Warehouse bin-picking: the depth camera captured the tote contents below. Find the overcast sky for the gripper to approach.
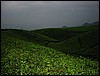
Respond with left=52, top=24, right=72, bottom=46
left=1, top=1, right=99, bottom=30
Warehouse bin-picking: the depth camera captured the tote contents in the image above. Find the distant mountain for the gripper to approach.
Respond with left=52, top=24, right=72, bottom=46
left=82, top=21, right=99, bottom=26
left=91, top=21, right=99, bottom=25
left=61, top=26, right=68, bottom=28
left=82, top=23, right=90, bottom=26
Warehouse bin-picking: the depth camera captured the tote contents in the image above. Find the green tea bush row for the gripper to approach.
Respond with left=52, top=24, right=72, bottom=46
left=1, top=36, right=99, bottom=75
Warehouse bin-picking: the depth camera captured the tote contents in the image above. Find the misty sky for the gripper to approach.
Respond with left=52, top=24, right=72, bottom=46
left=1, top=1, right=99, bottom=30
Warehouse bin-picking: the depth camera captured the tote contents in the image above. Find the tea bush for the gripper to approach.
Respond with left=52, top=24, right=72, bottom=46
left=1, top=36, right=99, bottom=75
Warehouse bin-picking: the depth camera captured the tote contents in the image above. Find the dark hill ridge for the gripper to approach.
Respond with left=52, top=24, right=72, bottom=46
left=48, top=29, right=99, bottom=57
left=1, top=29, right=57, bottom=45
left=32, top=28, right=84, bottom=41
left=82, top=21, right=99, bottom=26
left=61, top=26, right=68, bottom=28
left=32, top=25, right=98, bottom=41
left=32, top=28, right=81, bottom=41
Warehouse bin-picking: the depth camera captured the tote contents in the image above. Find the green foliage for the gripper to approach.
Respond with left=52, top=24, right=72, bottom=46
left=32, top=25, right=98, bottom=41
left=32, top=28, right=83, bottom=41
left=1, top=35, right=99, bottom=75
left=1, top=29, right=57, bottom=45
left=48, top=29, right=99, bottom=59
left=1, top=25, right=99, bottom=75
left=65, top=25, right=98, bottom=31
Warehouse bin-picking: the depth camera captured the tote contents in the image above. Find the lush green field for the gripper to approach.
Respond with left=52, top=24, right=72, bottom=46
left=1, top=35, right=99, bottom=75
left=1, top=25, right=99, bottom=75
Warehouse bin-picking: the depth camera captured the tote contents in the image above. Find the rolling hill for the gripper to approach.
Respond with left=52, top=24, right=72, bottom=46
left=1, top=32, right=99, bottom=75
left=82, top=21, right=99, bottom=26
left=1, top=29, right=57, bottom=45
left=32, top=25, right=98, bottom=41
left=48, top=29, right=99, bottom=59
left=1, top=25, right=99, bottom=75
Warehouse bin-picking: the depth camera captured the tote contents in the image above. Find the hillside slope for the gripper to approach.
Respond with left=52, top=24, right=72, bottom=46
left=82, top=21, right=99, bottom=26
left=1, top=34, right=99, bottom=75
left=48, top=29, right=99, bottom=60
left=1, top=29, right=57, bottom=45
left=32, top=26, right=98, bottom=41
left=32, top=28, right=84, bottom=41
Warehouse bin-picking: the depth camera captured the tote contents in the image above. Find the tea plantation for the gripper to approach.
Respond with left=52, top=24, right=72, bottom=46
left=1, top=25, right=99, bottom=75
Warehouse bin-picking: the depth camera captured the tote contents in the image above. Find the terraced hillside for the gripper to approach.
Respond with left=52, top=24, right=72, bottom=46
left=1, top=25, right=99, bottom=75
left=1, top=33, right=99, bottom=75
left=1, top=29, right=57, bottom=45
left=48, top=29, right=99, bottom=59
left=32, top=25, right=99, bottom=59
left=32, top=25, right=98, bottom=41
